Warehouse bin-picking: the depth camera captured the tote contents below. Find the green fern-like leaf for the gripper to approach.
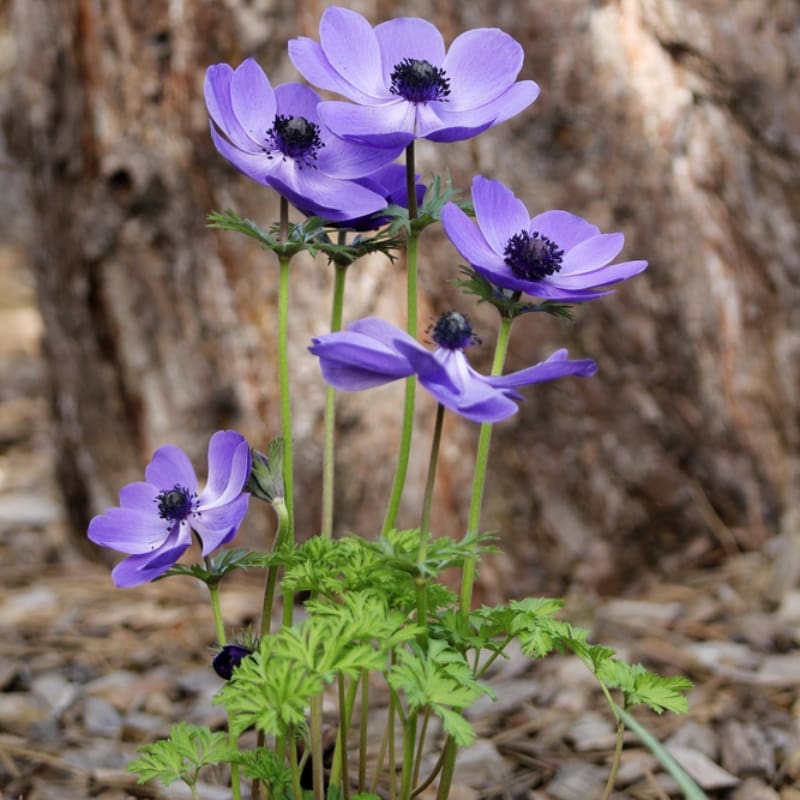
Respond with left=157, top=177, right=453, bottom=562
left=128, top=723, right=232, bottom=787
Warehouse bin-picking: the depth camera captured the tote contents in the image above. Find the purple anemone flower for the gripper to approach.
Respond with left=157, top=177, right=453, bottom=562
left=204, top=58, right=395, bottom=221
left=88, top=431, right=251, bottom=588
left=309, top=314, right=596, bottom=423
left=442, top=176, right=648, bottom=302
left=340, top=163, right=426, bottom=231
left=288, top=7, right=540, bottom=154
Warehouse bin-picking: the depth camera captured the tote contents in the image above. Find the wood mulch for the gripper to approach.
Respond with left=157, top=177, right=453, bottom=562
left=2, top=247, right=800, bottom=800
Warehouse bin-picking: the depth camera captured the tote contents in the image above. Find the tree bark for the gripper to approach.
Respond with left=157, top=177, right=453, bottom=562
left=5, top=0, right=799, bottom=596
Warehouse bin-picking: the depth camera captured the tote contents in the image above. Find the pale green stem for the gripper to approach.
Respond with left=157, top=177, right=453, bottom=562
left=277, top=253, right=295, bottom=542
left=322, top=260, right=349, bottom=538
left=381, top=142, right=420, bottom=536
left=359, top=670, right=369, bottom=791
left=253, top=498, right=288, bottom=800
left=458, top=316, right=515, bottom=627
left=398, top=710, right=418, bottom=800
left=207, top=581, right=227, bottom=646
left=288, top=724, right=303, bottom=800
left=329, top=672, right=358, bottom=799
left=310, top=693, right=324, bottom=800
left=600, top=719, right=626, bottom=800
left=411, top=708, right=431, bottom=787
left=415, top=403, right=445, bottom=648
left=282, top=589, right=293, bottom=629
left=205, top=569, right=242, bottom=800
left=435, top=737, right=457, bottom=800
left=259, top=498, right=290, bottom=637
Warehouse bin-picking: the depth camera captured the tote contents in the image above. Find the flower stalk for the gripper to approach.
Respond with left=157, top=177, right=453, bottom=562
left=382, top=142, right=420, bottom=536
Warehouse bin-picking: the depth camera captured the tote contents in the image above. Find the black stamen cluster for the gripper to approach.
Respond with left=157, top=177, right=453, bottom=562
left=503, top=231, right=564, bottom=282
left=264, top=114, right=324, bottom=167
left=429, top=311, right=480, bottom=351
left=156, top=484, right=195, bottom=521
left=390, top=58, right=451, bottom=104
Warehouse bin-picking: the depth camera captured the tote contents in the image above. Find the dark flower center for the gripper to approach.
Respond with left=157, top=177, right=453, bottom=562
left=156, top=484, right=196, bottom=522
left=430, top=311, right=479, bottom=351
left=264, top=114, right=324, bottom=167
left=503, top=231, right=564, bottom=282
left=389, top=58, right=451, bottom=104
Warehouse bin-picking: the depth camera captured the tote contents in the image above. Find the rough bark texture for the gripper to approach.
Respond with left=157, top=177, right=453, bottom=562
left=5, top=0, right=799, bottom=597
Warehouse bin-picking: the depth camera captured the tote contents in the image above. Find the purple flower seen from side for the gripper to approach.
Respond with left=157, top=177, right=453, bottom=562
left=309, top=314, right=596, bottom=423
left=288, top=7, right=540, bottom=154
left=204, top=58, right=395, bottom=221
left=442, top=176, right=648, bottom=302
left=340, top=163, right=426, bottom=231
left=88, top=431, right=251, bottom=588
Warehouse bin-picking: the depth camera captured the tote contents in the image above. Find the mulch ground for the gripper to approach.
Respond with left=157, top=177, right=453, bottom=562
left=2, top=245, right=799, bottom=800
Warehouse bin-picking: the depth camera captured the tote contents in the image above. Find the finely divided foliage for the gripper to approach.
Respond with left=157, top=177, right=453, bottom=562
left=89, top=6, right=696, bottom=800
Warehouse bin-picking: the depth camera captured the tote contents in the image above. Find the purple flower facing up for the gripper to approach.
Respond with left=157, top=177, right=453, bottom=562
left=88, top=431, right=251, bottom=588
left=309, top=314, right=597, bottom=423
left=442, top=176, right=648, bottom=302
left=205, top=58, right=396, bottom=221
left=288, top=7, right=540, bottom=154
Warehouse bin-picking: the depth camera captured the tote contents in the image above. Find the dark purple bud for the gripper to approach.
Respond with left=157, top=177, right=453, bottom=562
left=212, top=644, right=253, bottom=680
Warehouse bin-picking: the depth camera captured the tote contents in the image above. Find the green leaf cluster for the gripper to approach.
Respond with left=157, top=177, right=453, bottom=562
left=388, top=640, right=490, bottom=746
left=128, top=723, right=232, bottom=788
left=207, top=209, right=404, bottom=265
left=455, top=265, right=575, bottom=321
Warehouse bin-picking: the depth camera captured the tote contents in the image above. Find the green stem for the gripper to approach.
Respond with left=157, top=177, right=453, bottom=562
left=310, top=694, right=324, bottom=800
left=458, top=315, right=515, bottom=627
left=415, top=403, right=445, bottom=648
left=207, top=581, right=226, bottom=646
left=359, top=669, right=369, bottom=791
left=259, top=498, right=290, bottom=637
left=435, top=737, right=457, bottom=800
left=282, top=589, right=293, bottom=629
left=411, top=708, right=430, bottom=788
left=322, top=261, right=349, bottom=539
left=277, top=253, right=295, bottom=542
left=288, top=725, right=303, bottom=800
left=398, top=710, right=418, bottom=800
left=330, top=672, right=359, bottom=799
left=600, top=719, right=626, bottom=800
left=381, top=142, right=420, bottom=536
left=206, top=573, right=242, bottom=800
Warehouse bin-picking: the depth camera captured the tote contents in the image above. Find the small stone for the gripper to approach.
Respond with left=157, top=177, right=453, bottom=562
left=547, top=763, right=608, bottom=800
left=0, top=692, right=49, bottom=734
left=568, top=710, right=617, bottom=751
left=730, top=777, right=781, bottom=799
left=666, top=745, right=740, bottom=790
left=31, top=671, right=78, bottom=717
left=666, top=720, right=719, bottom=760
left=452, top=739, right=508, bottom=788
left=83, top=695, right=123, bottom=738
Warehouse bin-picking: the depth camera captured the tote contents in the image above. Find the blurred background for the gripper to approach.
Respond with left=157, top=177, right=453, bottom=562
left=3, top=1, right=800, bottom=798
left=2, top=0, right=799, bottom=602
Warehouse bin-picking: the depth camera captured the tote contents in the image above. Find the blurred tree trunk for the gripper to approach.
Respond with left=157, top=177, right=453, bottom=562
left=5, top=0, right=799, bottom=596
